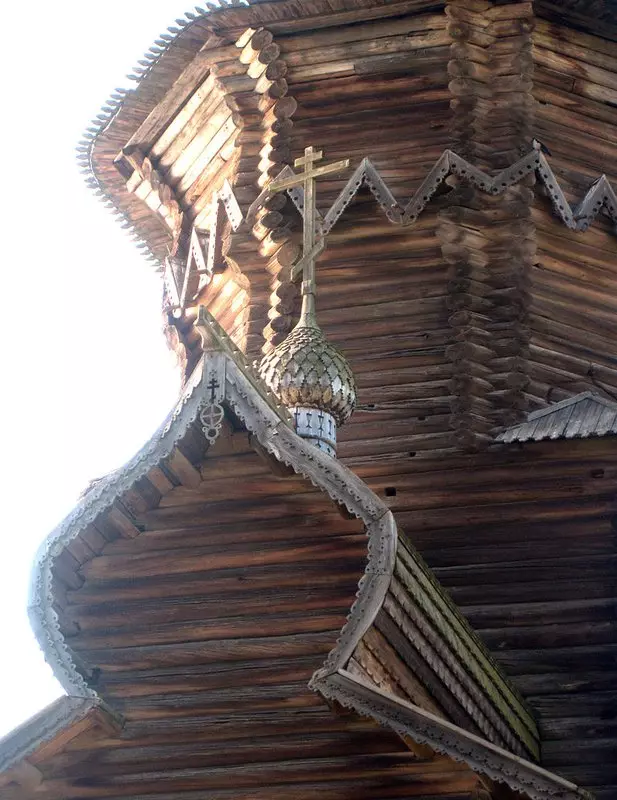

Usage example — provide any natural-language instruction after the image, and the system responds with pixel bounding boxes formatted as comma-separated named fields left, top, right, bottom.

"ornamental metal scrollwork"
left=200, top=351, right=226, bottom=445
left=200, top=402, right=225, bottom=445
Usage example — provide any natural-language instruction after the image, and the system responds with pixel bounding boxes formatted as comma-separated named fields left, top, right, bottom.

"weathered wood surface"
left=22, top=429, right=483, bottom=800
left=351, top=436, right=617, bottom=798
left=76, top=2, right=617, bottom=798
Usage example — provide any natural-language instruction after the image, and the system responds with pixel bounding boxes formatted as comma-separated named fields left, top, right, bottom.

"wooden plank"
left=124, top=46, right=237, bottom=152
left=81, top=536, right=366, bottom=581
left=75, top=631, right=340, bottom=671
left=151, top=73, right=220, bottom=161
left=71, top=611, right=347, bottom=650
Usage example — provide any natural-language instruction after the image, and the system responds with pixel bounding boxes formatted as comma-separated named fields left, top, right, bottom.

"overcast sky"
left=0, top=2, right=196, bottom=737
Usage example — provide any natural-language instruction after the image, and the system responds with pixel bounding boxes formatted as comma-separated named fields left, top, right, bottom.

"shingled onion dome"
left=259, top=288, right=356, bottom=457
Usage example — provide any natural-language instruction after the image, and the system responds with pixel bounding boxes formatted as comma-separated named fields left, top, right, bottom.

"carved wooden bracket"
left=163, top=181, right=244, bottom=315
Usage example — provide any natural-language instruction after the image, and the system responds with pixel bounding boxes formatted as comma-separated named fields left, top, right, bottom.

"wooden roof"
left=0, top=697, right=121, bottom=796
left=79, top=0, right=617, bottom=271
left=5, top=308, right=594, bottom=800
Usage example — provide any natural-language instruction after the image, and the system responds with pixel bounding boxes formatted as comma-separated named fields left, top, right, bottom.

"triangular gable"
left=0, top=697, right=120, bottom=795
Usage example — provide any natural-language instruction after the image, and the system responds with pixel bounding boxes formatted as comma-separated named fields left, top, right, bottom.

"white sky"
left=0, top=2, right=196, bottom=737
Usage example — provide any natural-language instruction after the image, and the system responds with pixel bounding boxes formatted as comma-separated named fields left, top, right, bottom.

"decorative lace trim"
left=318, top=670, right=592, bottom=800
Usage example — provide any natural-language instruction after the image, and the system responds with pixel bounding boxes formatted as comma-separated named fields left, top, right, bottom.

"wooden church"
left=1, top=1, right=617, bottom=799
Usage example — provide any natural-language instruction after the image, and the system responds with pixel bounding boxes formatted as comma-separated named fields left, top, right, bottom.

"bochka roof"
left=0, top=307, right=589, bottom=800
left=6, top=2, right=616, bottom=798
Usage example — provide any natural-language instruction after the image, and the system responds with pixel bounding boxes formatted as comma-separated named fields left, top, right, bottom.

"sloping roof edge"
left=27, top=306, right=393, bottom=699
left=318, top=670, right=592, bottom=800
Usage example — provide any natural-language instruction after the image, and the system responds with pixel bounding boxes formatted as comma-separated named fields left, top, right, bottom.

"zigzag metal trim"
left=325, top=149, right=617, bottom=234
left=164, top=179, right=247, bottom=312
left=256, top=149, right=617, bottom=240
left=167, top=146, right=617, bottom=309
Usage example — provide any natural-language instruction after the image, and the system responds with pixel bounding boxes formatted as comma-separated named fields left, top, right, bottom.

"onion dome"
left=259, top=322, right=356, bottom=424
left=258, top=299, right=356, bottom=456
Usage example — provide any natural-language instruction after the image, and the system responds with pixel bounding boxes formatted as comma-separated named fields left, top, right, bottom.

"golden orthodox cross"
left=269, top=146, right=349, bottom=322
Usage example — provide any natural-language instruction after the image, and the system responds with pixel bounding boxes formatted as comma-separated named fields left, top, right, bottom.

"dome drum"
left=292, top=406, right=337, bottom=456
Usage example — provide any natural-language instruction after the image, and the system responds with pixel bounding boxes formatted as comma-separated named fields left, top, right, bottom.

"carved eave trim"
left=0, top=696, right=120, bottom=776
left=28, top=356, right=213, bottom=697
left=317, top=670, right=593, bottom=800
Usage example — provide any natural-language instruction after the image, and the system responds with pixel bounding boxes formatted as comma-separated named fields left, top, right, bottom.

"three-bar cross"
left=269, top=146, right=349, bottom=321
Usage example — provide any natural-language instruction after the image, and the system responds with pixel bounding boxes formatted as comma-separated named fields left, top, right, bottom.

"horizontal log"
left=279, top=12, right=446, bottom=53
left=69, top=560, right=363, bottom=607
left=395, top=493, right=616, bottom=532
left=77, top=630, right=338, bottom=672
left=19, top=762, right=473, bottom=800
left=82, top=535, right=365, bottom=582
left=71, top=610, right=347, bottom=651
left=48, top=727, right=403, bottom=777
left=534, top=45, right=617, bottom=92
left=72, top=589, right=357, bottom=634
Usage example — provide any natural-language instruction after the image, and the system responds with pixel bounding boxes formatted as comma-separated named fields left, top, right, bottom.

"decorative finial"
left=258, top=147, right=357, bottom=456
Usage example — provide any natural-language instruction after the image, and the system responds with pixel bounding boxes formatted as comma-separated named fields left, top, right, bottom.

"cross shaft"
left=269, top=146, right=349, bottom=324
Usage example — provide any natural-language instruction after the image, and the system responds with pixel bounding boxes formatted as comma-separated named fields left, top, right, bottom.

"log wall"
left=353, top=437, right=617, bottom=799
left=529, top=19, right=617, bottom=409
left=272, top=11, right=456, bottom=460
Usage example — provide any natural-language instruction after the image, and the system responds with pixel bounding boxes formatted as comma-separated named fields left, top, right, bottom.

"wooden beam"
left=5, top=761, right=42, bottom=792
left=124, top=49, right=225, bottom=152
left=107, top=505, right=141, bottom=539
left=166, top=448, right=202, bottom=489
